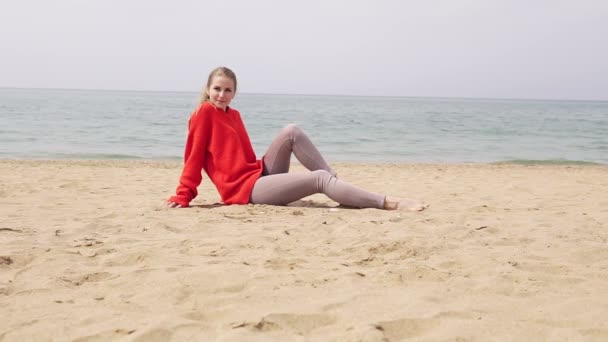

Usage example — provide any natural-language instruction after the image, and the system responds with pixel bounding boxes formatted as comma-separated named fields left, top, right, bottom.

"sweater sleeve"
left=168, top=109, right=210, bottom=207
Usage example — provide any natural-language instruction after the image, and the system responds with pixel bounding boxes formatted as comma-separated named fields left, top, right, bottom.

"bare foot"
left=384, top=196, right=429, bottom=212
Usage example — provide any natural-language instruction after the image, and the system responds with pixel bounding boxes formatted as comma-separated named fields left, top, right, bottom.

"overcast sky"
left=1, top=0, right=607, bottom=100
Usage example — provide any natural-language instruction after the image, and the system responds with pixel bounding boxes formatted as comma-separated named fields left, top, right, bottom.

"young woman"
left=165, top=67, right=427, bottom=211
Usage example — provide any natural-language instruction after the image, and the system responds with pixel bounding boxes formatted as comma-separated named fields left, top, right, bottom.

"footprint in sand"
left=132, top=328, right=172, bottom=342
left=0, top=254, right=35, bottom=268
left=131, top=325, right=214, bottom=342
left=160, top=223, right=184, bottom=233
left=72, top=328, right=137, bottom=342
left=373, top=317, right=439, bottom=340
left=103, top=252, right=148, bottom=267
left=70, top=237, right=104, bottom=248
left=234, top=313, right=336, bottom=335
left=385, top=265, right=451, bottom=284
left=263, top=257, right=305, bottom=270
left=361, top=312, right=478, bottom=339
left=0, top=282, right=14, bottom=295
left=60, top=272, right=114, bottom=287
left=66, top=237, right=114, bottom=258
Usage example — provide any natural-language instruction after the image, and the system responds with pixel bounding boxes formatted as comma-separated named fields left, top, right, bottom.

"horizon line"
left=1, top=86, right=607, bottom=103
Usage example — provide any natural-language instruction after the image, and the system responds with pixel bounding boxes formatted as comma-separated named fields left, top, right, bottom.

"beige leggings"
left=249, top=124, right=385, bottom=209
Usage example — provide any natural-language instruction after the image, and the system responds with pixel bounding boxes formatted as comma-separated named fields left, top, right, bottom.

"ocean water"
left=1, top=88, right=607, bottom=164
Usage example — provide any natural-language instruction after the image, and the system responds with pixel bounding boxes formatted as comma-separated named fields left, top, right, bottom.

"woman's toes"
left=400, top=199, right=429, bottom=211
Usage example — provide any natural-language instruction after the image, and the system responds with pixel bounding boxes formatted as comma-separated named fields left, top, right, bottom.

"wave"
left=52, top=153, right=145, bottom=159
left=17, top=152, right=183, bottom=160
left=493, top=159, right=605, bottom=166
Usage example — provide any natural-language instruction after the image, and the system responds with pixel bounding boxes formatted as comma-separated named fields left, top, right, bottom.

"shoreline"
left=1, top=158, right=606, bottom=167
left=2, top=160, right=607, bottom=340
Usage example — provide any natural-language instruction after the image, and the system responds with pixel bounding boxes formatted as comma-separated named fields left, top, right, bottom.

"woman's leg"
left=262, top=124, right=337, bottom=176
left=254, top=124, right=428, bottom=211
left=250, top=170, right=385, bottom=208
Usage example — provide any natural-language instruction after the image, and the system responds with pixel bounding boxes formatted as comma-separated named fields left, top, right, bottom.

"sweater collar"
left=204, top=100, right=231, bottom=113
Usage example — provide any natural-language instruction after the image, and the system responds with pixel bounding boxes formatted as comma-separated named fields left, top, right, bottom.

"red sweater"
left=168, top=101, right=264, bottom=207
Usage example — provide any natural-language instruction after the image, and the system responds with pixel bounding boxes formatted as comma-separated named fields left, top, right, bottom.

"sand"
left=1, top=160, right=608, bottom=341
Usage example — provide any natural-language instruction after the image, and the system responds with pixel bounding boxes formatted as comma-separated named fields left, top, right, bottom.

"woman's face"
left=207, top=75, right=236, bottom=110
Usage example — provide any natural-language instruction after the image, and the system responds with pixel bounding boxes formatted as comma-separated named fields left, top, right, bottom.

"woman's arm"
left=167, top=108, right=211, bottom=207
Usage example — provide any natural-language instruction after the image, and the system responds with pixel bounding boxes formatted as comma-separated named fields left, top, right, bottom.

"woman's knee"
left=284, top=123, right=298, bottom=130
left=310, top=169, right=333, bottom=188
left=282, top=123, right=301, bottom=138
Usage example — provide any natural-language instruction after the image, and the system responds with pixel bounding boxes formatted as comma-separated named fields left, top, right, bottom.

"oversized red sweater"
left=168, top=101, right=264, bottom=207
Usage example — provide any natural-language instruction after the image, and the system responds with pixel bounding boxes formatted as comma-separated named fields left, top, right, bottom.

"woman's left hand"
left=163, top=201, right=182, bottom=208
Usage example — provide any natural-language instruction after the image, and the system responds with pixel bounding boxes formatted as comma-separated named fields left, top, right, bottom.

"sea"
left=1, top=88, right=607, bottom=164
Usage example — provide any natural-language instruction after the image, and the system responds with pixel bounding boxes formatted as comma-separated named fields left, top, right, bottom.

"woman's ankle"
left=383, top=196, right=399, bottom=210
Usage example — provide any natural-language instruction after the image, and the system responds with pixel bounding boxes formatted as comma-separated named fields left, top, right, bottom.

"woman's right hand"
left=164, top=201, right=183, bottom=209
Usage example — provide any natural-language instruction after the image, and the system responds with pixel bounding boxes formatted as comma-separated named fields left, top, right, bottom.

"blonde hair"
left=200, top=66, right=238, bottom=104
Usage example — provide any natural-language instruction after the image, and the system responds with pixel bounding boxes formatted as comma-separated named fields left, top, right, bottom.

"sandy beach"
left=1, top=160, right=607, bottom=341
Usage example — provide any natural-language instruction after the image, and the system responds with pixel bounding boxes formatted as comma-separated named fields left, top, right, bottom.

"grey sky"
left=1, top=0, right=607, bottom=100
